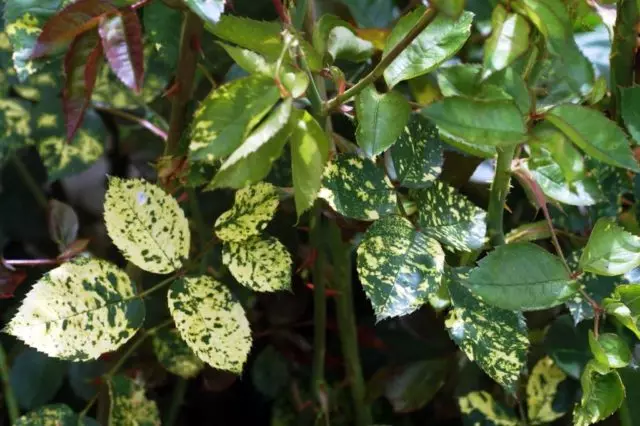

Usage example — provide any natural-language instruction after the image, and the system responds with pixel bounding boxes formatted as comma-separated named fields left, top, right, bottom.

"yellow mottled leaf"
left=14, top=404, right=81, bottom=425
left=152, top=329, right=204, bottom=379
left=108, top=375, right=160, bottom=426
left=527, top=356, right=568, bottom=424
left=458, top=391, right=519, bottom=426
left=104, top=177, right=190, bottom=274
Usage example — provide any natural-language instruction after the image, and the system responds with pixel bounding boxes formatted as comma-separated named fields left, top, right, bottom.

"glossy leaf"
left=573, top=363, right=625, bottom=426
left=526, top=356, right=569, bottom=424
left=482, top=7, right=531, bottom=79
left=313, top=15, right=374, bottom=63
left=108, top=375, right=160, bottom=426
left=319, top=154, right=397, bottom=221
left=588, top=331, right=631, bottom=369
left=357, top=215, right=445, bottom=320
left=383, top=6, right=473, bottom=87
left=579, top=218, right=640, bottom=276
left=223, top=237, right=292, bottom=292
left=152, top=329, right=204, bottom=379
left=168, top=276, right=252, bottom=373
left=545, top=315, right=591, bottom=379
left=10, top=348, right=66, bottom=410
left=525, top=159, right=602, bottom=207
left=14, top=404, right=82, bottom=426
left=356, top=85, right=411, bottom=158
left=384, top=359, right=448, bottom=413
left=529, top=122, right=587, bottom=184
left=466, top=243, right=578, bottom=311
left=104, top=177, right=190, bottom=274
left=143, top=0, right=181, bottom=67
left=184, top=0, right=225, bottom=26
left=620, top=86, right=640, bottom=144
left=4, top=257, right=144, bottom=361
left=214, top=182, right=279, bottom=242
left=458, top=391, right=518, bottom=425
left=603, top=284, right=640, bottom=339
left=437, top=64, right=512, bottom=102
left=446, top=272, right=529, bottom=392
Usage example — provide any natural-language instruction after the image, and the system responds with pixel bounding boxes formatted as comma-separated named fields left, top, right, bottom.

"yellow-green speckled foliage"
left=0, top=98, right=32, bottom=165
left=223, top=236, right=292, bottom=292
left=215, top=182, right=279, bottom=242
left=15, top=404, right=80, bottom=425
left=104, top=177, right=190, bottom=274
left=527, top=356, right=568, bottom=424
left=5, top=257, right=144, bottom=361
left=152, top=328, right=204, bottom=379
left=168, top=276, right=252, bottom=373
left=108, top=375, right=160, bottom=426
left=458, top=391, right=518, bottom=426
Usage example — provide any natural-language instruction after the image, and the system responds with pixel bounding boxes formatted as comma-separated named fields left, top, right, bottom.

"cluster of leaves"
left=1, top=0, right=640, bottom=425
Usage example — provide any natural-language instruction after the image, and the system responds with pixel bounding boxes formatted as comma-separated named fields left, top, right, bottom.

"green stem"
left=310, top=209, right=327, bottom=400
left=0, top=343, right=19, bottom=423
left=137, top=274, right=179, bottom=298
left=327, top=223, right=372, bottom=426
left=12, top=155, right=48, bottom=210
left=323, top=8, right=438, bottom=113
left=610, top=0, right=638, bottom=123
left=164, top=377, right=188, bottom=426
left=487, top=145, right=516, bottom=246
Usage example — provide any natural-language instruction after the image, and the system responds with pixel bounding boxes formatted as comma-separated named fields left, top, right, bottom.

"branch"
left=486, top=145, right=516, bottom=246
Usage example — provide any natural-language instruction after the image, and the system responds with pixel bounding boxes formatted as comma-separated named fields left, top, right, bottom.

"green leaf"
left=356, top=215, right=445, bottom=320
left=422, top=97, right=527, bottom=147
left=431, top=0, right=464, bottom=18
left=184, top=0, right=225, bottom=26
left=466, top=243, right=578, bottom=311
left=290, top=110, right=330, bottom=217
left=168, top=276, right=252, bottom=373
left=458, top=391, right=519, bottom=425
left=603, top=284, right=640, bottom=339
left=223, top=237, right=292, bottom=292
left=411, top=181, right=487, bottom=251
left=446, top=271, right=529, bottom=392
left=546, top=104, right=639, bottom=172
left=529, top=122, right=586, bottom=184
left=319, top=154, right=397, bottom=221
left=526, top=356, right=570, bottom=424
left=14, top=404, right=83, bottom=426
left=525, top=159, right=603, bottom=207
left=578, top=218, right=640, bottom=276
left=0, top=98, right=32, bottom=166
left=482, top=7, right=531, bottom=79
left=340, top=0, right=394, bottom=28
left=104, top=177, right=190, bottom=274
left=189, top=75, right=280, bottom=162
left=383, top=359, right=448, bottom=413
left=251, top=346, right=290, bottom=399
left=313, top=15, right=374, bottom=63
left=356, top=85, right=411, bottom=158
left=620, top=368, right=640, bottom=426
left=621, top=86, right=640, bottom=144
left=214, top=182, right=279, bottom=242
left=545, top=315, right=591, bottom=379
left=383, top=6, right=473, bottom=88
left=48, top=199, right=78, bottom=251
left=10, top=348, right=66, bottom=410
left=588, top=331, right=632, bottom=370
left=143, top=0, right=181, bottom=67
left=437, top=64, right=512, bottom=102
left=108, top=375, right=160, bottom=426
left=4, top=257, right=144, bottom=361
left=573, top=363, right=625, bottom=426
left=152, top=328, right=204, bottom=379
left=390, top=114, right=444, bottom=188
left=208, top=98, right=293, bottom=189
left=68, top=360, right=106, bottom=401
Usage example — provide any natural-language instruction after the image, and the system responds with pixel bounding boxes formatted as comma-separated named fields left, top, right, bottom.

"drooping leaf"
left=10, top=348, right=66, bottom=410
left=48, top=199, right=79, bottom=251
left=357, top=215, right=445, bottom=320
left=620, top=86, right=640, bottom=144
left=545, top=315, right=592, bottom=379
left=526, top=356, right=570, bottom=424
left=152, top=328, right=204, bottom=379
left=214, top=182, right=279, bottom=242
left=209, top=99, right=293, bottom=189
left=446, top=271, right=529, bottom=392
left=411, top=181, right=487, bottom=251
left=422, top=97, right=527, bottom=147
left=98, top=9, right=144, bottom=92
left=313, top=15, right=374, bottom=63
left=189, top=75, right=280, bottom=162
left=588, top=331, right=632, bottom=370
left=14, top=404, right=83, bottom=426
left=482, top=7, right=531, bottom=79
left=223, top=237, right=292, bottom=292
left=104, top=177, right=190, bottom=274
left=546, top=104, right=639, bottom=172
left=4, top=257, right=144, bottom=361
left=383, top=6, right=473, bottom=87
left=384, top=359, right=449, bottom=413
left=579, top=218, right=640, bottom=276
left=184, top=0, right=225, bottom=26
left=603, top=284, right=640, bottom=339
left=319, top=154, right=397, bottom=221
left=108, top=375, right=160, bottom=426
left=390, top=114, right=444, bottom=188
left=290, top=110, right=330, bottom=217
left=168, top=276, right=252, bottom=373
left=458, top=391, right=519, bottom=425
left=573, top=363, right=625, bottom=426
left=251, top=346, right=290, bottom=399
left=355, top=85, right=411, bottom=158
left=466, top=243, right=578, bottom=311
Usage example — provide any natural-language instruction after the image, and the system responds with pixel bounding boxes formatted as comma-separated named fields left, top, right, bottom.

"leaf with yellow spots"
left=446, top=269, right=528, bottom=392
left=223, top=237, right=292, bottom=292
left=573, top=362, right=625, bottom=426
left=411, top=181, right=486, bottom=251
left=4, top=257, right=144, bottom=361
left=458, top=391, right=518, bottom=426
left=108, top=375, right=160, bottom=426
left=579, top=217, right=640, bottom=276
left=214, top=182, right=279, bottom=242
left=153, top=329, right=204, bottom=379
left=168, top=276, right=252, bottom=373
left=526, top=356, right=570, bottom=424
left=14, top=404, right=94, bottom=426
left=357, top=215, right=445, bottom=320
left=319, top=154, right=397, bottom=221
left=0, top=98, right=32, bottom=166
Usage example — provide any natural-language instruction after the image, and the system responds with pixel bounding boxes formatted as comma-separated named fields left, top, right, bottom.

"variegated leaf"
left=319, top=154, right=397, bottom=221
left=104, top=177, right=190, bottom=274
left=168, top=276, right=252, bottom=373
left=152, top=329, right=204, bottom=379
left=223, top=237, right=292, bottom=292
left=108, top=375, right=160, bottom=426
left=0, top=98, right=32, bottom=166
left=527, top=356, right=569, bottom=424
left=446, top=269, right=528, bottom=392
left=5, top=257, right=144, bottom=361
left=357, top=215, right=445, bottom=320
left=14, top=404, right=89, bottom=426
left=458, top=391, right=518, bottom=426
left=411, top=181, right=486, bottom=251
left=214, top=182, right=279, bottom=242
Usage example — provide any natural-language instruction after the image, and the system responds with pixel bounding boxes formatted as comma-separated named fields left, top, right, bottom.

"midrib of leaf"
left=470, top=278, right=574, bottom=287
left=370, top=97, right=381, bottom=153
left=435, top=111, right=522, bottom=134
left=545, top=114, right=605, bottom=158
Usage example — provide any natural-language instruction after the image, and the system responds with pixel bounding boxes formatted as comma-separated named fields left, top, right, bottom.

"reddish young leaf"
left=63, top=31, right=104, bottom=141
left=31, top=0, right=118, bottom=58
left=98, top=9, right=145, bottom=92
left=0, top=268, right=27, bottom=299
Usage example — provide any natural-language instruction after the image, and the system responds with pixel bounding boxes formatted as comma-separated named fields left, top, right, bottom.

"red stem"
left=272, top=0, right=291, bottom=24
